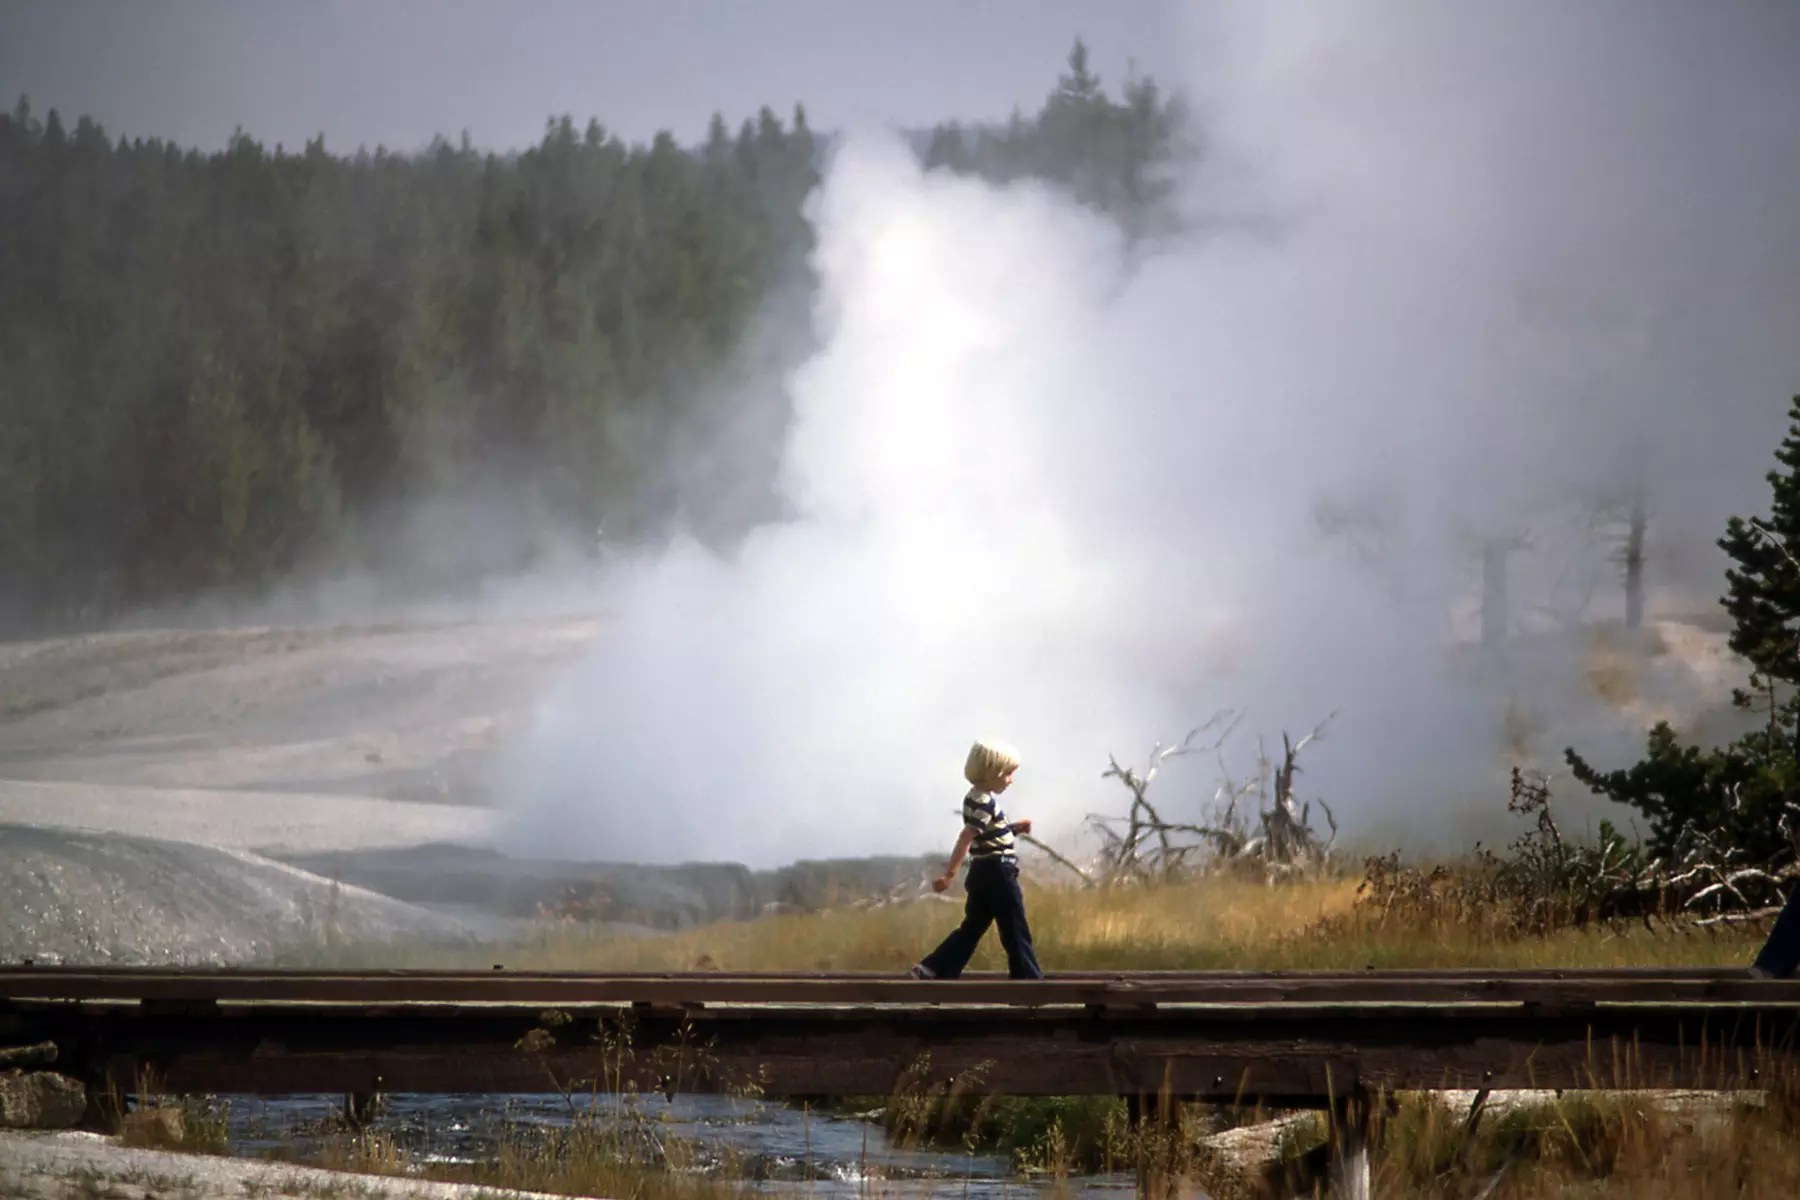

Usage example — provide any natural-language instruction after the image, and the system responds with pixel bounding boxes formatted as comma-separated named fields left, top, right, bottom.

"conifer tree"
left=0, top=46, right=1189, bottom=632
left=1719, top=399, right=1800, bottom=696
left=1566, top=397, right=1800, bottom=861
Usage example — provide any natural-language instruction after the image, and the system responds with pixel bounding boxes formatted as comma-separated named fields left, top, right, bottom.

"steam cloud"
left=500, top=4, right=1800, bottom=867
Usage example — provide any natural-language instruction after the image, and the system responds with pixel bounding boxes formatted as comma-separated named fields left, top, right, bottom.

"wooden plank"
left=0, top=998, right=1648, bottom=1023
left=3, top=968, right=1797, bottom=1008
left=13, top=990, right=1800, bottom=1101
left=0, top=966, right=1760, bottom=984
left=0, top=965, right=1754, bottom=977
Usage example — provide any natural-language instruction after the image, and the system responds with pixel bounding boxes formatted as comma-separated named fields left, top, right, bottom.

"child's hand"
left=1011, top=818, right=1033, bottom=835
left=931, top=874, right=953, bottom=893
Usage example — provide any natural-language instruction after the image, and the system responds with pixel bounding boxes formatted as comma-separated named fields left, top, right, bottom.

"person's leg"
left=917, top=867, right=996, bottom=980
left=991, top=861, right=1043, bottom=980
left=1752, top=881, right=1800, bottom=977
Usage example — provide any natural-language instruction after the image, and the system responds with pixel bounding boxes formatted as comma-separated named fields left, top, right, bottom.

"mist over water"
left=500, top=4, right=1800, bottom=868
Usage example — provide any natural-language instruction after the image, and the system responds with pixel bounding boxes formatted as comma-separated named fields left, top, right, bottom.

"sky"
left=0, top=0, right=1186, bottom=152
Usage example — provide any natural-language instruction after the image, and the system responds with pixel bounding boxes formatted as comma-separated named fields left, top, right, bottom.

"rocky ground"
left=0, top=618, right=598, bottom=966
left=0, top=615, right=945, bottom=965
left=0, top=618, right=599, bottom=806
left=279, top=842, right=943, bottom=929
left=0, top=1130, right=564, bottom=1199
left=0, top=824, right=474, bottom=966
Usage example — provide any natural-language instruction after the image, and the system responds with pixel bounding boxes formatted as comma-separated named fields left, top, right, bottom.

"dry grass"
left=322, top=870, right=1765, bottom=974
left=268, top=866, right=1785, bottom=1197
left=1368, top=1088, right=1800, bottom=1199
left=114, top=1085, right=232, bottom=1156
left=1137, top=1085, right=1800, bottom=1199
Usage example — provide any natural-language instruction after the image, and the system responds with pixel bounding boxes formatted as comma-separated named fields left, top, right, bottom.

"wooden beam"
left=2, top=967, right=1797, bottom=1008
left=0, top=966, right=1759, bottom=986
left=6, top=993, right=1797, bottom=1102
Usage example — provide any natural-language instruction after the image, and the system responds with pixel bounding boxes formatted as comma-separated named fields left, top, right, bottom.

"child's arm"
left=932, top=827, right=977, bottom=893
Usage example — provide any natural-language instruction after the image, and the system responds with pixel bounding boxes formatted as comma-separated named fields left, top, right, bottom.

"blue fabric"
left=1753, top=881, right=1800, bottom=976
left=918, top=857, right=1043, bottom=980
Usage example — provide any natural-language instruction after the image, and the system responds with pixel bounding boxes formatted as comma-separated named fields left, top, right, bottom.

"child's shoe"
left=909, top=963, right=936, bottom=980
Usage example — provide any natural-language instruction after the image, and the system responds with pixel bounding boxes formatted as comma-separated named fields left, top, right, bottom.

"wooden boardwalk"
left=3, top=966, right=1798, bottom=1103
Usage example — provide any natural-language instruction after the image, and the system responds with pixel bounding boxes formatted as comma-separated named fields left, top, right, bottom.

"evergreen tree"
left=1719, top=407, right=1800, bottom=696
left=0, top=43, right=1187, bottom=632
left=916, top=39, right=1191, bottom=237
left=1566, top=397, right=1800, bottom=862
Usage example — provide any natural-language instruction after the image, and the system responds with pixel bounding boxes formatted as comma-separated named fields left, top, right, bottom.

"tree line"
left=0, top=42, right=1186, bottom=632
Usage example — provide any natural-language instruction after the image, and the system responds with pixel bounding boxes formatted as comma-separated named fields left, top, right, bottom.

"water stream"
left=221, top=1093, right=1142, bottom=1198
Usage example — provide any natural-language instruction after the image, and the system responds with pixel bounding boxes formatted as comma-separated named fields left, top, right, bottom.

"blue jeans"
left=919, top=857, right=1043, bottom=980
left=1754, top=882, right=1800, bottom=976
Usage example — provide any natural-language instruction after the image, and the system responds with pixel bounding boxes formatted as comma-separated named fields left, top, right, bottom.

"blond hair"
left=964, top=739, right=1022, bottom=789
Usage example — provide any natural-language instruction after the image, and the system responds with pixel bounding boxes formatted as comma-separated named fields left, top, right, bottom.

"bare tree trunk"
left=1623, top=500, right=1646, bottom=630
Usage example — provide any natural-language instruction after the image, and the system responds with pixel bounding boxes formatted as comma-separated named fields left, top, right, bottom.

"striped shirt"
left=963, top=788, right=1017, bottom=861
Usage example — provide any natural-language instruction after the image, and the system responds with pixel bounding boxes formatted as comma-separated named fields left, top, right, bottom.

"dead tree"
left=1257, top=724, right=1340, bottom=875
left=1088, top=712, right=1242, bottom=884
left=1622, top=499, right=1647, bottom=629
left=1085, top=712, right=1340, bottom=885
left=1016, top=832, right=1096, bottom=887
left=1490, top=770, right=1800, bottom=930
left=1230, top=716, right=1341, bottom=880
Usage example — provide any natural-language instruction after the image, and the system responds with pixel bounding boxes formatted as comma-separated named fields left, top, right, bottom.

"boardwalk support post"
left=344, top=1092, right=381, bottom=1130
left=1328, top=1085, right=1373, bottom=1200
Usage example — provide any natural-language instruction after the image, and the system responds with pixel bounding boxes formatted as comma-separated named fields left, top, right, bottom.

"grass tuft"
left=236, top=855, right=1790, bottom=1197
left=284, top=869, right=1766, bottom=975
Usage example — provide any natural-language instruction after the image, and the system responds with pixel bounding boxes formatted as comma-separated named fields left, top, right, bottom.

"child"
left=910, top=739, right=1044, bottom=980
